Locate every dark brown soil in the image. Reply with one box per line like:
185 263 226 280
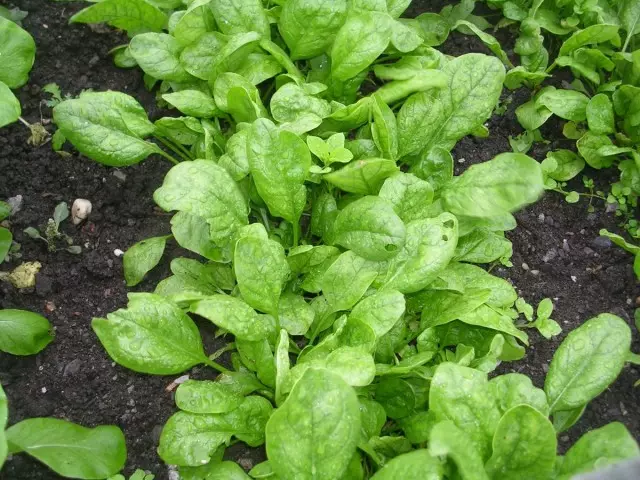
0 1 637 479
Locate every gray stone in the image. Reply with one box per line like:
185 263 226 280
63 359 82 376
591 236 612 249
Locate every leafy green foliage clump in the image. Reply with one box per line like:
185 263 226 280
45 0 640 478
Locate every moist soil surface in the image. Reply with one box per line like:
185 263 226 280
0 1 638 479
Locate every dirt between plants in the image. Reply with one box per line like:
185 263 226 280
0 1 638 479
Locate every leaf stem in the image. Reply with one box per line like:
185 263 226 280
18 116 31 127
545 61 557 74
203 357 231 374
153 147 180 165
155 136 191 163
292 221 300 248
622 34 631 54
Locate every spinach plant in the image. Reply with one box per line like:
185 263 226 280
49 0 639 477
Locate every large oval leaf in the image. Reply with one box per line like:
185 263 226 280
247 119 310 224
0 17 35 89
398 53 505 157
70 0 168 34
441 153 544 218
6 418 126 479
0 309 53 356
333 196 406 261
266 368 361 480
92 293 208 374
53 91 158 167
485 405 556 480
159 396 273 466
544 313 631 413
154 160 249 245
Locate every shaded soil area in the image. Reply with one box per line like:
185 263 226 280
0 1 638 479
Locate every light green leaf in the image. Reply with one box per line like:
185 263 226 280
586 93 615 134
179 32 226 80
432 264 515 309
558 24 620 56
53 91 158 167
159 396 273 466
398 54 505 157
279 0 349 60
130 33 193 82
620 0 640 51
191 295 273 341
0 81 20 128
324 158 400 195
321 251 379 313
0 17 35 89
333 196 406 261
383 212 458 294
266 368 361 480
454 228 512 264
429 363 500 460
6 419 126 479
331 11 393 81
154 160 248 245
370 449 443 479
379 172 434 223
172 0 215 47
0 226 12 264
123 236 168 287
170 212 222 262
417 288 491 329
69 0 168 34
557 423 640 479
577 132 615 169
485 405 556 480
210 0 270 38
162 90 219 118
247 118 310 224
349 289 405 338
489 373 549 416
371 94 399 160
441 153 544 218
545 314 631 413
537 88 589 122
175 379 245 414
92 293 208 374
0 309 53 356
428 420 489 480
544 150 585 181
234 234 290 316
277 293 315 336
270 83 331 134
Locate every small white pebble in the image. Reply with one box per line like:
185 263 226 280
538 213 545 222
71 199 92 225
627 298 633 305
571 275 577 282
458 157 466 163
531 270 539 275
522 263 529 271
41 387 47 393
114 249 124 257
39 366 43 371
111 362 116 367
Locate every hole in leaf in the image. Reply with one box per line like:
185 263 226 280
442 234 449 241
384 244 398 252
443 219 455 229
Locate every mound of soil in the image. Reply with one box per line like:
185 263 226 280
0 1 637 479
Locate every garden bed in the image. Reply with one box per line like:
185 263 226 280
0 1 638 479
